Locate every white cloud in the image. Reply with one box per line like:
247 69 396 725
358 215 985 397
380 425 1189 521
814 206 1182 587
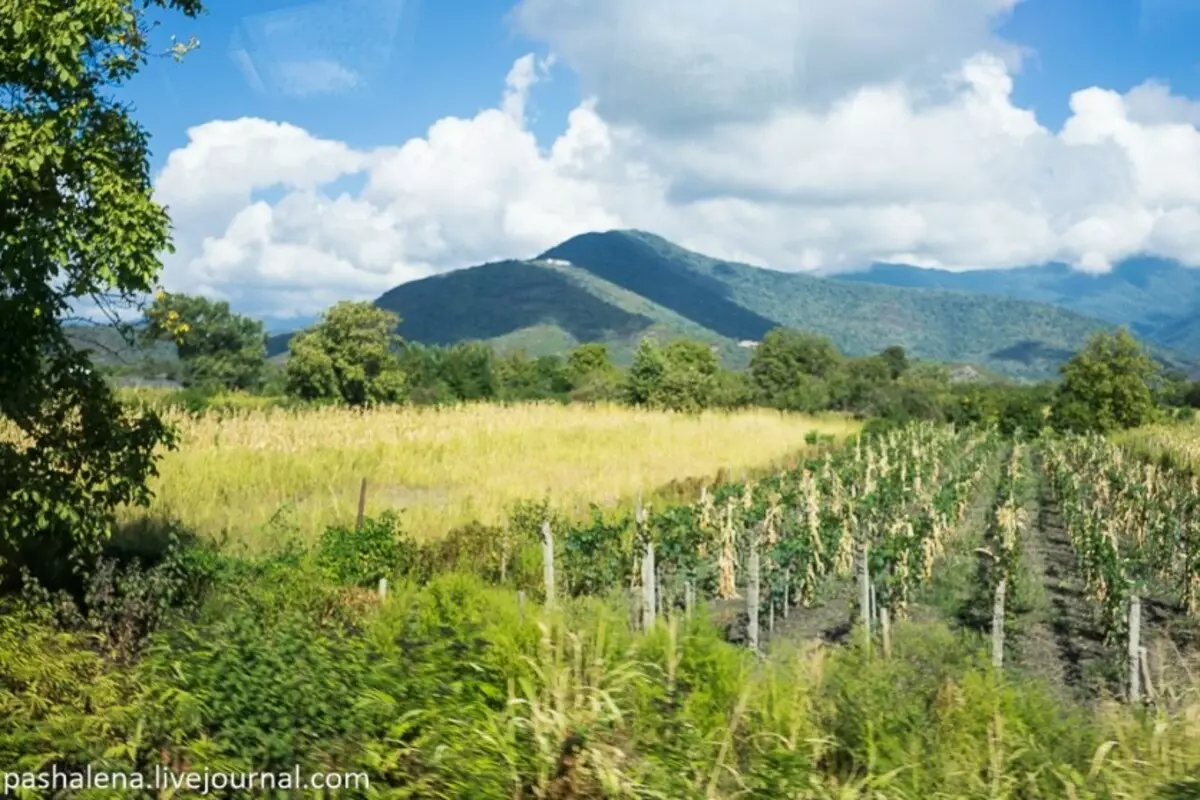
510 0 1024 132
155 2 1200 319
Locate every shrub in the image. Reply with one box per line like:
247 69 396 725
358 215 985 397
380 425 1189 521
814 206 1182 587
317 512 418 588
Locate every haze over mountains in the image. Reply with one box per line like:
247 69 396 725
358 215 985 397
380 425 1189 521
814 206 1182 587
261 230 1191 381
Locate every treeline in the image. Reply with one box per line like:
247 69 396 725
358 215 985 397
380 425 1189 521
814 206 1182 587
121 293 1196 435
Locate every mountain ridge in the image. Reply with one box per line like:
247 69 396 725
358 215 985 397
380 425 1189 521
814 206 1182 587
263 229 1193 381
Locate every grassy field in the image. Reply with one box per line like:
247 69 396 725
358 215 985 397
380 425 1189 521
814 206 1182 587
126 402 857 551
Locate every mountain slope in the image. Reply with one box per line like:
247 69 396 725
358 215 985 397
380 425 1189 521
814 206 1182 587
831 257 1200 349
262 230 1188 380
540 231 1139 380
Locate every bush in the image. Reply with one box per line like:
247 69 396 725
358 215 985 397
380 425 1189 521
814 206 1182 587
317 512 418 588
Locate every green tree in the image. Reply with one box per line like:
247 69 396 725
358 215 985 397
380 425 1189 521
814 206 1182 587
565 343 614 385
626 338 720 412
285 302 406 405
1048 329 1160 434
880 346 909 379
749 328 842 408
1 0 202 581
144 291 266 391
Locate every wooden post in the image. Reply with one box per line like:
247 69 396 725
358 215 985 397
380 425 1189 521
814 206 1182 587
869 582 877 629
377 577 388 600
643 540 657 630
1129 594 1142 703
992 578 1007 670
542 520 556 609
783 569 790 619
768 589 775 637
858 540 871 654
880 606 892 659
500 520 509 584
518 590 526 620
356 477 368 529
1139 646 1155 702
685 581 695 618
748 528 761 654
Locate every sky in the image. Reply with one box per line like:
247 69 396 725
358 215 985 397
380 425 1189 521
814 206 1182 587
124 0 1200 323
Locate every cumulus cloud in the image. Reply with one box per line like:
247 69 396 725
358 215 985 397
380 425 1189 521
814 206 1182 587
155 1 1200 319
510 0 1024 132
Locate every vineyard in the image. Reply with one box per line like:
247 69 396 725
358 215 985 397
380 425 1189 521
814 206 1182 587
16 412 1200 797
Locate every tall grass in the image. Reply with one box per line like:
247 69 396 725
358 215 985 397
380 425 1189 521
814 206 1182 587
124 403 857 551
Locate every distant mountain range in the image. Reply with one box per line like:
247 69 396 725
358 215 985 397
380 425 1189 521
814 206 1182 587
258 230 1191 381
831 257 1200 356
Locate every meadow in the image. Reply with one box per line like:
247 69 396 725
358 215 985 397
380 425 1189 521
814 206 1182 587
127 402 857 551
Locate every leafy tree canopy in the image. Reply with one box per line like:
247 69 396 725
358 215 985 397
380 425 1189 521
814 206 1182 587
749 328 843 407
1049 328 1160 434
284 302 407 406
144 290 266 391
1 0 202 579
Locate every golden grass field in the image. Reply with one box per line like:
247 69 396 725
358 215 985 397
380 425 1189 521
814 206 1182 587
1119 420 1200 472
123 402 857 551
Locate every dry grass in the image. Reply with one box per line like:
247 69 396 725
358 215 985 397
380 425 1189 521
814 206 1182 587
122 402 858 551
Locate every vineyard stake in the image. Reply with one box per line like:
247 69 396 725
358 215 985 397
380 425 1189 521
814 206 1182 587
992 578 1007 670
858 540 871 654
768 589 775 637
542 520 556 609
1139 646 1155 702
356 477 367 530
880 606 892 659
685 581 695 619
1129 594 1142 703
378 577 388 600
643 539 657 630
518 590 526 620
748 527 761 654
500 520 508 584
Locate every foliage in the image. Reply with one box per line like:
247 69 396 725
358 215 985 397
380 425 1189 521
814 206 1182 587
1049 329 1161 434
626 337 725 412
317 512 419 588
285 301 407 405
0 0 201 580
144 290 266 390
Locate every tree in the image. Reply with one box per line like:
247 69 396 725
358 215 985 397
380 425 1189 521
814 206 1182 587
285 302 406 405
144 291 266 391
749 328 843 408
626 337 721 412
1 0 202 582
879 346 909 379
1049 329 1160 434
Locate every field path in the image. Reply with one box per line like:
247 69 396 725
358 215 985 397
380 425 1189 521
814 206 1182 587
1013 449 1111 696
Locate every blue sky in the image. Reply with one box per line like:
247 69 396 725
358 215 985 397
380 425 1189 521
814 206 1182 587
136 0 1200 319
125 0 576 169
126 0 1199 163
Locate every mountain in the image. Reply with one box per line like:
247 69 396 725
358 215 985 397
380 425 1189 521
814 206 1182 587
830 257 1200 355
264 230 1187 381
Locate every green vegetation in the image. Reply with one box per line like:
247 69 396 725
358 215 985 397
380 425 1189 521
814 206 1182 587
284 301 408 405
144 291 266 391
1 0 201 585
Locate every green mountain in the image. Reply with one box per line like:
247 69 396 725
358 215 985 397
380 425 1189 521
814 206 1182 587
831 257 1200 355
264 230 1185 381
